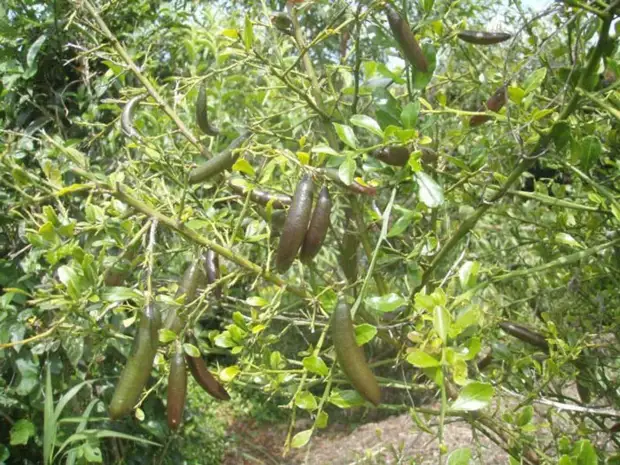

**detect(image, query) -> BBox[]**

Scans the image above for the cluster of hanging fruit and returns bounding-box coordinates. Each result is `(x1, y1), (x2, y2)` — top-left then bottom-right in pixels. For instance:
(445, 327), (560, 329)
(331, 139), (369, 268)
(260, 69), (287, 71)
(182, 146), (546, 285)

(111, 3), (518, 420)
(108, 252), (229, 430)
(383, 4), (510, 128)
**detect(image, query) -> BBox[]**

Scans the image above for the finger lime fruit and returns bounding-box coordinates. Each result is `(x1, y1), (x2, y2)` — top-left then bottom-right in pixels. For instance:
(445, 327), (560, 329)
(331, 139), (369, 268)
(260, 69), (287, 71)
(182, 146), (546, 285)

(300, 186), (332, 263)
(275, 174), (314, 273)
(332, 300), (381, 406)
(385, 5), (428, 73)
(109, 304), (161, 420)
(167, 342), (187, 430)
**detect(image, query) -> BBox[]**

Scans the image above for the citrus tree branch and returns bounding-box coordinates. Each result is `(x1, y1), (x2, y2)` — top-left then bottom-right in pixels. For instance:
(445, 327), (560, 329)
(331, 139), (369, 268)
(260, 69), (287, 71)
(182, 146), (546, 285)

(416, 13), (614, 292)
(77, 0), (210, 157)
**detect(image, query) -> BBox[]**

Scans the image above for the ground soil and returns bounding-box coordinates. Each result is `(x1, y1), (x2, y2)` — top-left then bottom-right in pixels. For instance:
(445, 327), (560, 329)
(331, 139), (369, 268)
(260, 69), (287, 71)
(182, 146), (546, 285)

(222, 410), (508, 465)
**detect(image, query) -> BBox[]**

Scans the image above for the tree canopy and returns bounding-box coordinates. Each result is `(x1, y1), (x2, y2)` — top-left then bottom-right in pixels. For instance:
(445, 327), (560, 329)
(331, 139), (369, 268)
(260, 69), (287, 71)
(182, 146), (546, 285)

(1, 0), (619, 464)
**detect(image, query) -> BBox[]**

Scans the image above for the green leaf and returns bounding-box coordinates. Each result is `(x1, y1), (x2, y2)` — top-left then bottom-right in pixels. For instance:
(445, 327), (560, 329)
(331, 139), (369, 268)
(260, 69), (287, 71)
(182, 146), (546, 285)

(523, 68), (547, 94)
(315, 411), (328, 429)
(27, 35), (47, 69)
(422, 0), (435, 13)
(551, 121), (571, 152)
(350, 114), (383, 137)
(433, 306), (450, 343)
(555, 232), (582, 249)
(458, 261), (480, 290)
(451, 382), (494, 411)
(214, 331), (235, 348)
(243, 14), (254, 50)
(508, 86), (525, 104)
(573, 136), (602, 171)
(83, 443), (102, 463)
(447, 447), (471, 465)
(365, 293), (406, 313)
(10, 419), (35, 446)
(311, 145), (339, 156)
(295, 392), (318, 411)
(183, 343), (201, 358)
(302, 355), (329, 376)
(246, 296), (268, 307)
(101, 287), (142, 302)
(43, 365), (54, 465)
(516, 406), (533, 426)
(291, 429), (312, 448)
(401, 101), (420, 129)
(415, 172), (444, 208)
(232, 158), (255, 176)
(406, 351), (440, 367)
(453, 307), (480, 335)
(159, 329), (177, 343)
(452, 359), (468, 386)
(219, 365), (240, 382)
(328, 390), (366, 408)
(15, 359), (38, 396)
(573, 440), (597, 465)
(354, 324), (377, 346)
(387, 213), (417, 237)
(338, 156), (356, 186)
(333, 123), (358, 149)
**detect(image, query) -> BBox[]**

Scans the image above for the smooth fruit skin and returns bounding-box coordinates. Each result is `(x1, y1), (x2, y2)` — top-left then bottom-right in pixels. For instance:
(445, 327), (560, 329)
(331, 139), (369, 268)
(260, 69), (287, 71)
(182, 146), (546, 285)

(275, 175), (314, 273)
(186, 355), (230, 400)
(195, 82), (219, 136)
(204, 249), (221, 300)
(385, 5), (428, 73)
(331, 301), (381, 406)
(470, 86), (507, 126)
(109, 304), (161, 420)
(300, 186), (332, 263)
(457, 30), (511, 45)
(499, 321), (549, 351)
(372, 146), (409, 166)
(167, 343), (187, 431)
(164, 260), (204, 333)
(339, 217), (359, 283)
(229, 178), (292, 209)
(121, 95), (144, 139)
(189, 131), (251, 184)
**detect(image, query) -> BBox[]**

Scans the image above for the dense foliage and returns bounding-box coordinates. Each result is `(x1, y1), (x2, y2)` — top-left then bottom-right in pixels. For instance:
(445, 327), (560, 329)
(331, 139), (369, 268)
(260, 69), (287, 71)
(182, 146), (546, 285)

(1, 0), (619, 464)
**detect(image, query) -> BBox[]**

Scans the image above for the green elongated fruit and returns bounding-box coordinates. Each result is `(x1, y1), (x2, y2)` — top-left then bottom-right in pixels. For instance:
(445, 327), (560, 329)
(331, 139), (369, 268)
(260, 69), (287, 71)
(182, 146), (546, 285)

(372, 146), (409, 166)
(499, 321), (549, 351)
(300, 186), (332, 263)
(385, 5), (428, 73)
(229, 178), (292, 209)
(204, 249), (221, 300)
(186, 354), (230, 400)
(121, 95), (145, 139)
(339, 216), (359, 283)
(321, 168), (376, 196)
(332, 301), (381, 406)
(457, 30), (511, 45)
(275, 175), (314, 273)
(470, 86), (507, 127)
(195, 82), (219, 136)
(167, 342), (187, 430)
(164, 260), (205, 334)
(189, 131), (251, 184)
(109, 304), (161, 420)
